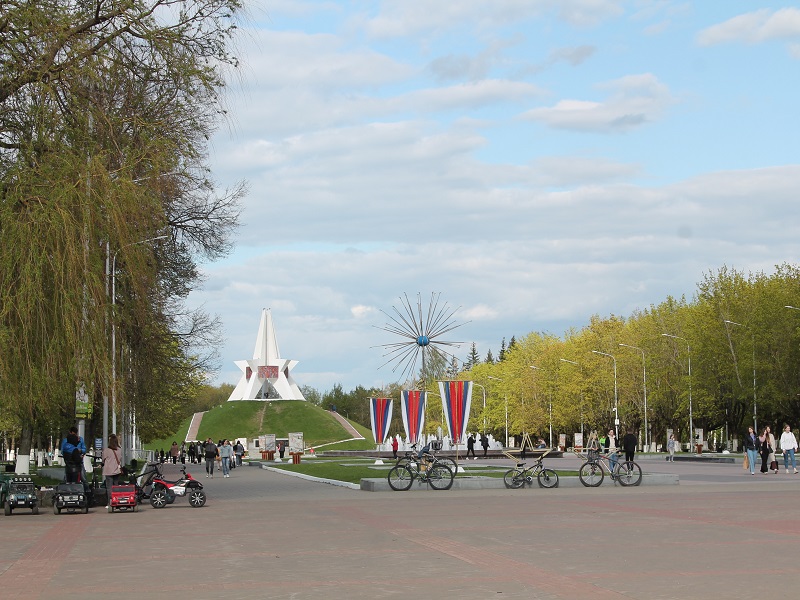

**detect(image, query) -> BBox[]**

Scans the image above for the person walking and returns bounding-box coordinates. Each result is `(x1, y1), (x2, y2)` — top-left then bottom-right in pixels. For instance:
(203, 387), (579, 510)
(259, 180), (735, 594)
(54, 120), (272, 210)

(667, 434), (676, 462)
(391, 436), (399, 459)
(743, 426), (759, 475)
(169, 441), (179, 464)
(480, 433), (489, 458)
(766, 426), (778, 473)
(219, 439), (233, 478)
(759, 427), (772, 474)
(779, 424), (798, 474)
(234, 440), (245, 466)
(101, 434), (123, 503)
(203, 438), (218, 478)
(466, 434), (476, 459)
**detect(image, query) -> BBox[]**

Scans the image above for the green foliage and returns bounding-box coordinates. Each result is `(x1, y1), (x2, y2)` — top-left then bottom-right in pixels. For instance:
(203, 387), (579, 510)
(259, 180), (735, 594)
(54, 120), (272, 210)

(0, 0), (246, 457)
(465, 264), (800, 448)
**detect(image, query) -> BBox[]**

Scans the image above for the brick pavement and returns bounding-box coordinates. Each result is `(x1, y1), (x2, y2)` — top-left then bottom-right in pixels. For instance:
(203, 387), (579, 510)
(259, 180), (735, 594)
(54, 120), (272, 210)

(1, 459), (799, 599)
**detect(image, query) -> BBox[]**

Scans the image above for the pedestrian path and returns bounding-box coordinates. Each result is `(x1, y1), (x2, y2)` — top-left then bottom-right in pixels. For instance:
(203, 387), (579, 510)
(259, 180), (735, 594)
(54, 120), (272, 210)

(328, 410), (364, 439)
(3, 460), (800, 599)
(185, 411), (205, 442)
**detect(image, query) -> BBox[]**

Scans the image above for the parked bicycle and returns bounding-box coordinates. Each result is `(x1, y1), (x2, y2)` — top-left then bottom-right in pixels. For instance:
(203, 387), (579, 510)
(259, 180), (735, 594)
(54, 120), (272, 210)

(388, 448), (454, 491)
(503, 449), (559, 489)
(577, 449), (642, 487)
(396, 442), (458, 474)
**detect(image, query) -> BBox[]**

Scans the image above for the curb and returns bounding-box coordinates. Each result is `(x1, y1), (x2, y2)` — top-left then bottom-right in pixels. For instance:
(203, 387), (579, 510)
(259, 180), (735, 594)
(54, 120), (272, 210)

(260, 465), (360, 490)
(360, 473), (679, 491)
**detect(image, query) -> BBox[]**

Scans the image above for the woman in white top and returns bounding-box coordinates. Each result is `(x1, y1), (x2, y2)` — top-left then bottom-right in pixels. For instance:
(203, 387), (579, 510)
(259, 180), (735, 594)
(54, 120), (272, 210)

(779, 424), (798, 474)
(604, 429), (618, 472)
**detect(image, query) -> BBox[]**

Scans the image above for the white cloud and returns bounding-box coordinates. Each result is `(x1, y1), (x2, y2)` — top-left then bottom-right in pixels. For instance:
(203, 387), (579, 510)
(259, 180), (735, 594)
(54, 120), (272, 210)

(195, 162), (800, 389)
(353, 0), (623, 40)
(696, 8), (800, 46)
(521, 73), (674, 132)
(351, 304), (377, 318)
(195, 4), (800, 393)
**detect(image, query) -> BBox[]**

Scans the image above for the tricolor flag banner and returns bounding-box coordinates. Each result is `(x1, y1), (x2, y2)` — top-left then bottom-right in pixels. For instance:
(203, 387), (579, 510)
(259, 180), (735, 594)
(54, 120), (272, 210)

(438, 380), (473, 444)
(401, 390), (427, 444)
(369, 398), (393, 444)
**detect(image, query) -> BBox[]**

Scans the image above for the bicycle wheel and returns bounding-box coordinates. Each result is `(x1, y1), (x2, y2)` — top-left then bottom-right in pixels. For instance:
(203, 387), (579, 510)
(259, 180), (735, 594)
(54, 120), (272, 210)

(503, 468), (525, 489)
(427, 465), (454, 491)
(537, 468), (559, 489)
(387, 465), (413, 491)
(435, 457), (458, 473)
(615, 461), (642, 486)
(578, 462), (604, 487)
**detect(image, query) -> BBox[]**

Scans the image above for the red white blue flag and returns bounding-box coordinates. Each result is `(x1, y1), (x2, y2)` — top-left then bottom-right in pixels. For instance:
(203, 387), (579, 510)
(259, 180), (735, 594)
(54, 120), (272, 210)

(438, 380), (473, 444)
(369, 397), (393, 444)
(401, 390), (427, 444)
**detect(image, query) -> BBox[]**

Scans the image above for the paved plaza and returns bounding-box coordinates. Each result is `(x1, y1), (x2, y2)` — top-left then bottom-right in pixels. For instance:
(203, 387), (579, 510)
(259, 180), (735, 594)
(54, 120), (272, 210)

(2, 456), (799, 599)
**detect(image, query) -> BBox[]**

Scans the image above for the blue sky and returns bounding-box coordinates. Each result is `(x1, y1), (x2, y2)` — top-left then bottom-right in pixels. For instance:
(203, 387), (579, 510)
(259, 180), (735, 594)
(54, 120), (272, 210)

(192, 1), (800, 393)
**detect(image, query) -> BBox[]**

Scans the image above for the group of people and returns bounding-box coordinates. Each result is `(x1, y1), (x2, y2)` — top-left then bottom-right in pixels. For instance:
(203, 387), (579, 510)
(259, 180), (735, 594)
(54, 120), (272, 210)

(191, 438), (245, 478)
(586, 428), (639, 471)
(157, 439), (246, 473)
(465, 434), (491, 459)
(743, 424), (798, 475)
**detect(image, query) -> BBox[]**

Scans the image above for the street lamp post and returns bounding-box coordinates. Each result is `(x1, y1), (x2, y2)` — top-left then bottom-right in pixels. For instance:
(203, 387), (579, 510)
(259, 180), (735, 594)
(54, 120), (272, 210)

(662, 334), (692, 453)
(619, 343), (648, 451)
(559, 358), (583, 443)
(724, 320), (757, 433)
(530, 365), (551, 448)
(473, 382), (487, 434)
(111, 235), (167, 460)
(592, 350), (618, 438)
(487, 376), (506, 448)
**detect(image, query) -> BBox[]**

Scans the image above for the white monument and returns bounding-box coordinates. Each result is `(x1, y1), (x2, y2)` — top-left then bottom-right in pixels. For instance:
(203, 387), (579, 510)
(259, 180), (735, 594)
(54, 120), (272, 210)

(228, 308), (305, 401)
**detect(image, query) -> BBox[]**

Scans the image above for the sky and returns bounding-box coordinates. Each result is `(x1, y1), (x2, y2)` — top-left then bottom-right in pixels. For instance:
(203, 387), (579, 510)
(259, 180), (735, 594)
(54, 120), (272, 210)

(191, 1), (800, 394)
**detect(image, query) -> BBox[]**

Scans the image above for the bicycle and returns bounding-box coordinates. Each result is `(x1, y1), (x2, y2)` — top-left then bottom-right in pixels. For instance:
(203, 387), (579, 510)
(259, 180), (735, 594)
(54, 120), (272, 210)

(396, 443), (458, 474)
(388, 450), (454, 491)
(577, 449), (642, 487)
(503, 448), (559, 489)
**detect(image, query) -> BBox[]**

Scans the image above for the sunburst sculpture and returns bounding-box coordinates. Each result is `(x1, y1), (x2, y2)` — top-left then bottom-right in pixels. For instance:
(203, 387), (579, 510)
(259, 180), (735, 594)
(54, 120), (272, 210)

(375, 292), (468, 385)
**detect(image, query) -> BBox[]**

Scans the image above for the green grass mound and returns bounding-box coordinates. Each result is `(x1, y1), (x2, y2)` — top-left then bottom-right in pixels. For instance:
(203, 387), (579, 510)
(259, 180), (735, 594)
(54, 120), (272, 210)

(145, 401), (375, 451)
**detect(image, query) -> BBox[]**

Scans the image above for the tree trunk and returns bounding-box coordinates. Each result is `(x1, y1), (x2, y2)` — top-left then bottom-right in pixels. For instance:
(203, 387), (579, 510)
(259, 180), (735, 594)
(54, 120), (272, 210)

(15, 422), (32, 474)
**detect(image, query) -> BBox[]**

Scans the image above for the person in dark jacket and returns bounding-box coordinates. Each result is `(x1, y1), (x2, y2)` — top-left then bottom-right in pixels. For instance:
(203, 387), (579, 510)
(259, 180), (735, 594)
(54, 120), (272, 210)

(743, 426), (759, 475)
(203, 438), (218, 478)
(480, 434), (489, 457)
(622, 429), (637, 462)
(466, 434), (476, 459)
(759, 427), (772, 474)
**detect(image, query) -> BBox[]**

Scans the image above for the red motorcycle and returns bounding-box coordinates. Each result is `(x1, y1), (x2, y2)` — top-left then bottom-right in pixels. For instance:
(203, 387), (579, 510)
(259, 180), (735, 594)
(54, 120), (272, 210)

(148, 463), (206, 509)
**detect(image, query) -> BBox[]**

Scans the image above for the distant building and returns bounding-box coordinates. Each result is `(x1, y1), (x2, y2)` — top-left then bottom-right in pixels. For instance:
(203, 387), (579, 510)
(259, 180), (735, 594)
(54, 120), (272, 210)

(228, 308), (305, 401)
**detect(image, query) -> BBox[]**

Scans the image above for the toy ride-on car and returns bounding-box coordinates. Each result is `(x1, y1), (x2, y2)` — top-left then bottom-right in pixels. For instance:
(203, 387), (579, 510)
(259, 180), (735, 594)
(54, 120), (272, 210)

(108, 484), (138, 512)
(3, 476), (39, 515)
(53, 483), (89, 514)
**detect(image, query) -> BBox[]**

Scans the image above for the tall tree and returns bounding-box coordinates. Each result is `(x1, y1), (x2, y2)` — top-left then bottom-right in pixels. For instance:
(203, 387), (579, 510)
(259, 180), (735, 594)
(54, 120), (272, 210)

(0, 0), (246, 467)
(464, 342), (481, 371)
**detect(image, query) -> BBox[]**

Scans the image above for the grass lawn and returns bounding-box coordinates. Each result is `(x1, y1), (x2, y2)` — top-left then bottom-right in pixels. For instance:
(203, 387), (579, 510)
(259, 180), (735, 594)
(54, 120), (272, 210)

(264, 457), (580, 484)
